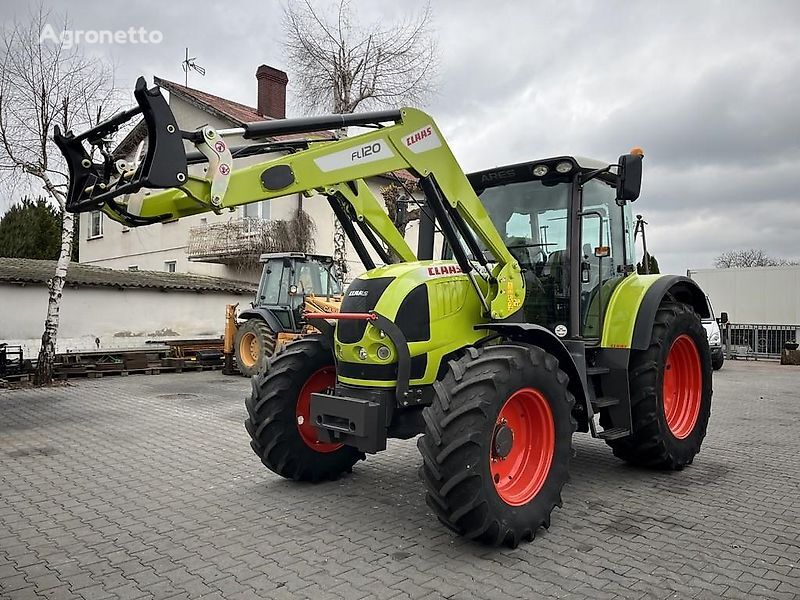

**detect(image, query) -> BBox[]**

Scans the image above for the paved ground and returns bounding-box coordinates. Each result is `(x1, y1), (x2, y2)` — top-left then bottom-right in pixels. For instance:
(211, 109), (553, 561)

(1, 360), (798, 600)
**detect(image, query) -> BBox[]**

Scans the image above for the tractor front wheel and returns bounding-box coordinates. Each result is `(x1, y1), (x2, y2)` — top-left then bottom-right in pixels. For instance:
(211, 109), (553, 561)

(244, 336), (364, 481)
(419, 344), (575, 547)
(605, 302), (712, 469)
(235, 319), (276, 377)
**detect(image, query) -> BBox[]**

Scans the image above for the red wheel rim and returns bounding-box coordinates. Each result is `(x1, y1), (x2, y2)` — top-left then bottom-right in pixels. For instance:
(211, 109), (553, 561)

(490, 388), (555, 506)
(295, 367), (342, 453)
(663, 334), (702, 439)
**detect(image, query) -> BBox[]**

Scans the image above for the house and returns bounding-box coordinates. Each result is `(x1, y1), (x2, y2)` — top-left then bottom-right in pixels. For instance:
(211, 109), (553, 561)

(79, 64), (428, 283)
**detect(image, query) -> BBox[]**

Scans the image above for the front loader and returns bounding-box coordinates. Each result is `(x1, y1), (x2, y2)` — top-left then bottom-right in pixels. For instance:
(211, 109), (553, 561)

(56, 77), (713, 547)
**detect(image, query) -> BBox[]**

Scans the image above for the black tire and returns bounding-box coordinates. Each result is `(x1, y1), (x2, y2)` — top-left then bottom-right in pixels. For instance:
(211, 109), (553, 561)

(235, 319), (276, 377)
(711, 350), (724, 371)
(244, 336), (364, 481)
(418, 344), (575, 547)
(605, 302), (712, 469)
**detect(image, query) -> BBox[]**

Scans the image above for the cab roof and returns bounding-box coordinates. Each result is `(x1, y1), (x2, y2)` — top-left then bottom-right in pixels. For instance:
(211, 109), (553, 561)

(258, 252), (334, 263)
(467, 155), (617, 190)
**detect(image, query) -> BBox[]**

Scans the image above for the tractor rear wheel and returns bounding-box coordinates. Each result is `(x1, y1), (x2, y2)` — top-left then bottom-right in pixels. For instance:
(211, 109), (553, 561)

(419, 344), (575, 547)
(244, 336), (364, 481)
(605, 302), (712, 469)
(235, 319), (276, 377)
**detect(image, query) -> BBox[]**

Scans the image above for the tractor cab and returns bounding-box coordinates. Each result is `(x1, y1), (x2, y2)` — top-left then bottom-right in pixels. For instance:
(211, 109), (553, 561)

(234, 253), (342, 377)
(254, 252), (342, 330)
(467, 153), (642, 342)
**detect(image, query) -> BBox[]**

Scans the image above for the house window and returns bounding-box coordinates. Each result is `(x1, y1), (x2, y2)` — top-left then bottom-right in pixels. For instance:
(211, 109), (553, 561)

(128, 265), (139, 271)
(88, 211), (103, 239)
(242, 200), (270, 220)
(165, 261), (177, 273)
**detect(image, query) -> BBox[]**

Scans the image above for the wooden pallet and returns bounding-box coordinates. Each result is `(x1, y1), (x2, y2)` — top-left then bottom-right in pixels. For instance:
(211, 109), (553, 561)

(6, 343), (225, 383)
(52, 360), (223, 380)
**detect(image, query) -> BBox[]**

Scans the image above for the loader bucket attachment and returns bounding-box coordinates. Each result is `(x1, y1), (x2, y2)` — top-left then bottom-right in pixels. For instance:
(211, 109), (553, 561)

(53, 77), (187, 222)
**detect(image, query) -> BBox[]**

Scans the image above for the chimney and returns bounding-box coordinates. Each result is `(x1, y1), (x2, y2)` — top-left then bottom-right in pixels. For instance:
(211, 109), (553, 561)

(256, 64), (288, 119)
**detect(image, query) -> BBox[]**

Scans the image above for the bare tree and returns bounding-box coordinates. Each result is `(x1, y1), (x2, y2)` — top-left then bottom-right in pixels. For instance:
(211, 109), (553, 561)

(283, 0), (437, 279)
(0, 5), (118, 383)
(380, 181), (422, 261)
(284, 0), (437, 115)
(714, 249), (799, 269)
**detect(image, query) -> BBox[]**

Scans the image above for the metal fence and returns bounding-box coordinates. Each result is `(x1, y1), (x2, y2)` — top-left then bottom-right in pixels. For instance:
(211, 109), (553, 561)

(724, 323), (800, 360)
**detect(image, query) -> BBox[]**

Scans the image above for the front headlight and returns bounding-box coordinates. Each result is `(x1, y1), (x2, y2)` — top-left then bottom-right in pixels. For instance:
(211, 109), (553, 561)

(709, 331), (720, 344)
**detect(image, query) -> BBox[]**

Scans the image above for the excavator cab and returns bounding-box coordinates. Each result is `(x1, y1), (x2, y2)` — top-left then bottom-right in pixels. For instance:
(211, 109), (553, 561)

(234, 253), (342, 377)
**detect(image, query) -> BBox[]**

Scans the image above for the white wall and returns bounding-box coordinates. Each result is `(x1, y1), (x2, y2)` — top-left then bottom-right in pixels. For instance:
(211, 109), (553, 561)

(688, 266), (800, 324)
(0, 283), (249, 357)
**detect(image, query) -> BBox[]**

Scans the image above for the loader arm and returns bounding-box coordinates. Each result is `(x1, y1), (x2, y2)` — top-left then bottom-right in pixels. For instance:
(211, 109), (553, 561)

(55, 78), (524, 319)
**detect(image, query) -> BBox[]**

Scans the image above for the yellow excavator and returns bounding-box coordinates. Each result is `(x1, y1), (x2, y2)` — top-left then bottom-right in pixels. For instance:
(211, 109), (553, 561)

(225, 252), (343, 376)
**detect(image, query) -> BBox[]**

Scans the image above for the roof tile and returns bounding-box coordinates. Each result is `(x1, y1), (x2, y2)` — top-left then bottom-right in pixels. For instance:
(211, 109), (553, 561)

(0, 258), (256, 294)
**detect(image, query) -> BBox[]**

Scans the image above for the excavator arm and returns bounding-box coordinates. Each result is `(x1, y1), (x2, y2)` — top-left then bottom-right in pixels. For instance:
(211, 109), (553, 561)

(54, 77), (524, 319)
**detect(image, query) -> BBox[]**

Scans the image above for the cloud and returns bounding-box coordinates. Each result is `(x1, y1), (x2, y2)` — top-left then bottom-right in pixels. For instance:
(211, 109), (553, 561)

(1, 0), (798, 276)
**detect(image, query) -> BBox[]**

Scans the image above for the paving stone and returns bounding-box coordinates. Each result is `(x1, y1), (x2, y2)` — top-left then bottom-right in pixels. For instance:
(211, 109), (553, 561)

(1, 362), (799, 600)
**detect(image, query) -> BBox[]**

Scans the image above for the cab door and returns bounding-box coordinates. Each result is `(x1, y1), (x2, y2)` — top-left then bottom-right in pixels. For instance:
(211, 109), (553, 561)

(257, 258), (296, 330)
(578, 180), (629, 339)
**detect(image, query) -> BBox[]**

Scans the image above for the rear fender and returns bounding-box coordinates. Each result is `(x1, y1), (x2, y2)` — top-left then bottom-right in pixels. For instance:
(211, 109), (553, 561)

(602, 274), (710, 351)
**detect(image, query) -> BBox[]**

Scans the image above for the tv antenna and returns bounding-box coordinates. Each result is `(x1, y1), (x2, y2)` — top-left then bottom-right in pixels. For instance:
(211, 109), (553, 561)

(181, 48), (206, 86)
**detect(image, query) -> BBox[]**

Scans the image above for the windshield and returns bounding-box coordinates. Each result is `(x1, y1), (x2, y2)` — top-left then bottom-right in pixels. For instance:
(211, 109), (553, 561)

(478, 180), (572, 329)
(296, 260), (342, 297)
(479, 180), (571, 269)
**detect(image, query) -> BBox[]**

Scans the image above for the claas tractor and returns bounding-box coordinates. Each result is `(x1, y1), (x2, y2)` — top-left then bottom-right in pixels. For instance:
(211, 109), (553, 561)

(56, 77), (713, 547)
(233, 252), (342, 376)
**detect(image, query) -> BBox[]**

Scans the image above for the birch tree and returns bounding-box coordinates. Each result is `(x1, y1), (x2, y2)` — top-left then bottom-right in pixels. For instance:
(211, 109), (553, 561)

(0, 6), (118, 383)
(283, 0), (437, 280)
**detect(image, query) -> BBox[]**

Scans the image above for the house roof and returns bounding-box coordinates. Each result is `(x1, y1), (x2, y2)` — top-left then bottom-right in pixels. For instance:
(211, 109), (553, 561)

(154, 77), (266, 125)
(113, 75), (417, 186)
(0, 258), (257, 295)
(115, 76), (334, 156)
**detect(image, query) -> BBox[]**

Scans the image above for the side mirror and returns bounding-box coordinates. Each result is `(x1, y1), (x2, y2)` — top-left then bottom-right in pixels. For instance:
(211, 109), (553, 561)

(616, 152), (643, 202)
(720, 311), (729, 324)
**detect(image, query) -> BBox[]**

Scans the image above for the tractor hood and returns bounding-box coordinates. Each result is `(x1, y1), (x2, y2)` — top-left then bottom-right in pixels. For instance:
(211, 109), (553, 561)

(334, 260), (488, 388)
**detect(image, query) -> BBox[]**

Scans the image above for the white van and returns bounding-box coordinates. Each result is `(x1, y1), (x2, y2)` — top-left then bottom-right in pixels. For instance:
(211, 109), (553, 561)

(702, 296), (724, 370)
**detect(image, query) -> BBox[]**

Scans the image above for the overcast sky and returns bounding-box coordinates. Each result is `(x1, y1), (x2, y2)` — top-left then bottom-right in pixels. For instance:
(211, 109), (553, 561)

(2, 0), (798, 274)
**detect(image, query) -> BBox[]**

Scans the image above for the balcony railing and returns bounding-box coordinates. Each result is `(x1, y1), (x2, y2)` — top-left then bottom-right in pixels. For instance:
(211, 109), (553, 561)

(187, 214), (315, 266)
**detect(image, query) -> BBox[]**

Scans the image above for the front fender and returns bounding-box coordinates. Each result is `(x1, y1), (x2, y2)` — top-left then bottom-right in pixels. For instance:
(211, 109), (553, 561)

(479, 323), (589, 417)
(238, 307), (286, 334)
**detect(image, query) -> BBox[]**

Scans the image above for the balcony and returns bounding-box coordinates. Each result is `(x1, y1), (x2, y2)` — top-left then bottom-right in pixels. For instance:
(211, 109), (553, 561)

(187, 213), (315, 266)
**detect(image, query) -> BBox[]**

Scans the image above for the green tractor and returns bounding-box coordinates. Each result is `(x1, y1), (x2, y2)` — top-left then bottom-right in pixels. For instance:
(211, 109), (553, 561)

(57, 78), (712, 547)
